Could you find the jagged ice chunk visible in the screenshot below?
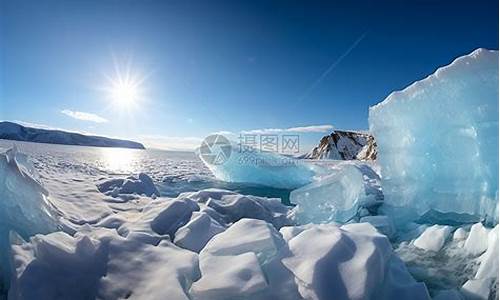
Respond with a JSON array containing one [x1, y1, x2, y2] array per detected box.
[[290, 163, 378, 224]]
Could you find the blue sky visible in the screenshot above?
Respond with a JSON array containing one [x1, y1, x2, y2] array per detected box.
[[1, 0, 498, 150]]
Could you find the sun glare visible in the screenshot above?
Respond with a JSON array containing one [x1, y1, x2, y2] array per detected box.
[[104, 57, 147, 110], [99, 148, 137, 173], [111, 79, 139, 105]]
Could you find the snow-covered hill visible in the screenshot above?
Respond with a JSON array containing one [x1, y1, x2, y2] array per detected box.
[[302, 130, 377, 160], [0, 121, 145, 149]]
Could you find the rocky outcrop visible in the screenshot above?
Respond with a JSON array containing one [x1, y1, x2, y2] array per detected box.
[[303, 130, 377, 160]]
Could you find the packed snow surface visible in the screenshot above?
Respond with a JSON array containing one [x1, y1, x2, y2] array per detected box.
[[370, 48, 499, 225]]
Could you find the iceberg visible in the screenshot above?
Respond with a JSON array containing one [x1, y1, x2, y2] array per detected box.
[[199, 141, 318, 189], [0, 148, 59, 283], [369, 48, 499, 225]]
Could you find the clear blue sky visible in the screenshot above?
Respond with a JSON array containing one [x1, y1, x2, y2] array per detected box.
[[1, 0, 498, 150]]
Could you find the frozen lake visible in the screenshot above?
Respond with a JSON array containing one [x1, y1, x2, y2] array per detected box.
[[0, 139, 295, 223]]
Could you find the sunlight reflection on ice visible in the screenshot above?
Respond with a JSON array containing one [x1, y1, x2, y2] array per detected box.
[[99, 148, 138, 174]]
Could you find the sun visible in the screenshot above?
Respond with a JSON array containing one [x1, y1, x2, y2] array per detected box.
[[103, 57, 147, 110], [110, 78, 139, 106]]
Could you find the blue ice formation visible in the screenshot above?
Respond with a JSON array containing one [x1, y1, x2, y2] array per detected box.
[[0, 148, 59, 283], [199, 142, 318, 189], [289, 163, 381, 224], [370, 49, 499, 225]]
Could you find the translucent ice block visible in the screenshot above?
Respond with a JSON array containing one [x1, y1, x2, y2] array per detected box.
[[369, 49, 499, 225]]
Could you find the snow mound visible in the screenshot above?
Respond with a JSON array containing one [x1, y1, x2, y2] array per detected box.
[[199, 218, 285, 266], [199, 143, 317, 189], [9, 229, 200, 300], [174, 212, 226, 253], [369, 48, 499, 225], [9, 231, 105, 299], [97, 173, 160, 199], [190, 252, 268, 300], [0, 148, 59, 283], [179, 189, 293, 228], [97, 188, 294, 251], [117, 197, 200, 239], [282, 223, 430, 300], [290, 163, 382, 224]]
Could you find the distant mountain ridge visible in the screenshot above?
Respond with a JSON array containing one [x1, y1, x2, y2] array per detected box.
[[0, 121, 145, 149], [302, 130, 377, 160]]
